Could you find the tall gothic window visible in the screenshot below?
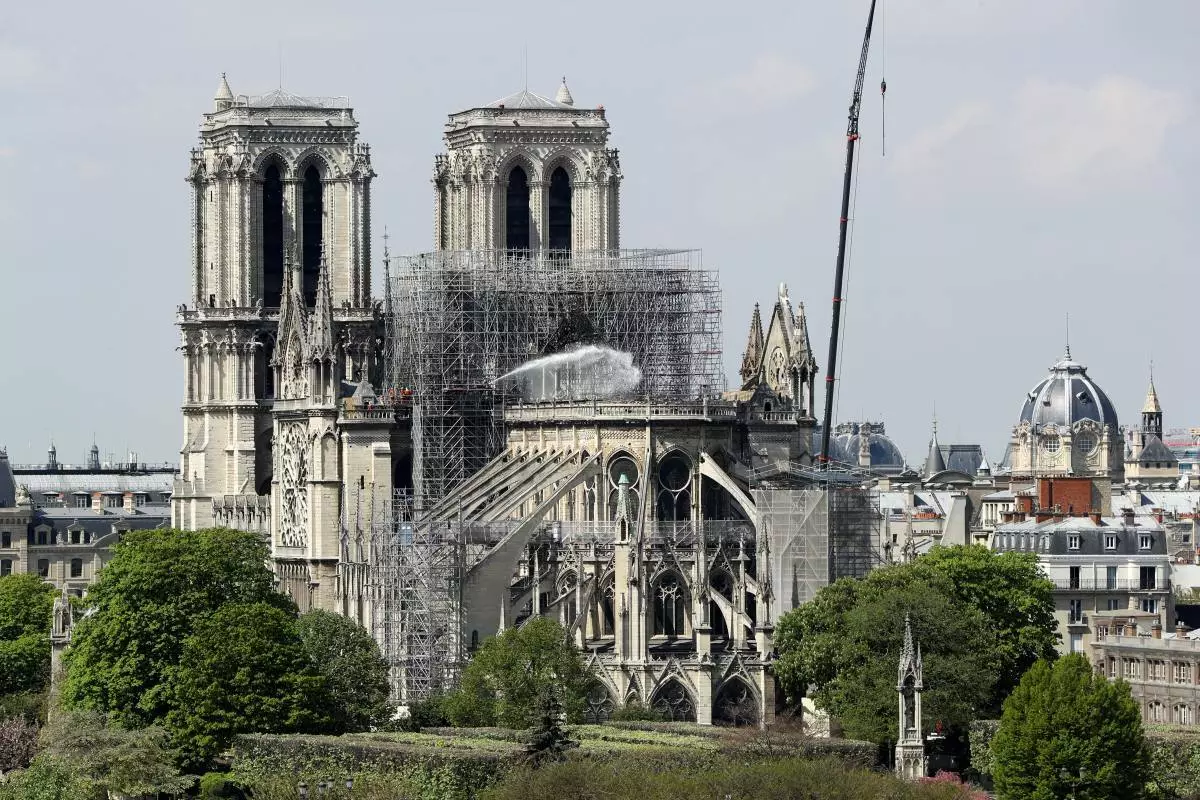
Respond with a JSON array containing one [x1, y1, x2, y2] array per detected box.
[[547, 166, 572, 252], [301, 165, 323, 306], [653, 574, 687, 638], [505, 166, 530, 253], [261, 164, 284, 307]]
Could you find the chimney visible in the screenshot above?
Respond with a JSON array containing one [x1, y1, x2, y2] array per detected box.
[[1123, 618, 1138, 637], [91, 492, 103, 513], [1152, 622, 1163, 640], [1089, 511, 1102, 525], [1153, 507, 1165, 524], [1178, 621, 1192, 636], [1122, 508, 1136, 527], [123, 492, 134, 513]]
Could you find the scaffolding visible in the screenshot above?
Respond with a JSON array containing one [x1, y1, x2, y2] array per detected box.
[[386, 249, 723, 508]]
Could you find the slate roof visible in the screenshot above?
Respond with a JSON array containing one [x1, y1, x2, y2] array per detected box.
[[1137, 435, 1178, 465], [1018, 350, 1119, 433], [14, 473, 174, 494], [488, 88, 574, 110]]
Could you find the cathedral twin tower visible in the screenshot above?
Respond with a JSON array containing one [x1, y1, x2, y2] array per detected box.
[[172, 75, 623, 610]]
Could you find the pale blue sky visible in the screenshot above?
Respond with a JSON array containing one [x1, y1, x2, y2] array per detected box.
[[0, 0, 1196, 466]]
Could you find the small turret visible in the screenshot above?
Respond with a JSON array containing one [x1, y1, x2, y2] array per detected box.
[[923, 416, 946, 477], [555, 76, 574, 106], [87, 442, 100, 470], [47, 442, 58, 470], [214, 73, 234, 112], [1142, 374, 1163, 442]]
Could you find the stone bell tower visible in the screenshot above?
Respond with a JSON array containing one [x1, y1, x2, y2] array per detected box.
[[433, 78, 622, 253], [173, 75, 377, 537]]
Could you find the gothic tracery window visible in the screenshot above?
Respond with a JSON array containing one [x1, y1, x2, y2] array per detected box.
[[651, 680, 696, 722], [505, 166, 530, 253], [653, 573, 687, 638], [301, 165, 323, 306], [547, 166, 572, 252], [261, 163, 284, 306]]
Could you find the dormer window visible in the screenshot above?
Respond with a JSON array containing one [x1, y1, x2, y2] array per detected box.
[[1140, 534, 1151, 551], [1068, 534, 1080, 551], [1104, 533, 1117, 550]]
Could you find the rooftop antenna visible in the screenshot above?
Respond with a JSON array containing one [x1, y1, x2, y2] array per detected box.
[[278, 42, 283, 89], [1064, 312, 1071, 360], [523, 45, 528, 91]]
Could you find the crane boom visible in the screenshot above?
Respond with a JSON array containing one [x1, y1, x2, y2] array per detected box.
[[819, 0, 878, 465]]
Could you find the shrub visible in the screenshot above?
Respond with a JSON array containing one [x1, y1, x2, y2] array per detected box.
[[199, 772, 248, 799], [608, 700, 664, 722], [0, 716, 39, 773]]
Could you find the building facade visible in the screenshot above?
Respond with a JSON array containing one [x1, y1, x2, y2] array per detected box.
[[1092, 631, 1200, 726], [992, 506, 1172, 660], [0, 447, 172, 595]]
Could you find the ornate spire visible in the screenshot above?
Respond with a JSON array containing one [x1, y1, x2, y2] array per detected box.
[[1143, 374, 1162, 415], [739, 303, 765, 388], [308, 247, 335, 362], [555, 76, 574, 106], [897, 613, 923, 689], [923, 413, 946, 477]]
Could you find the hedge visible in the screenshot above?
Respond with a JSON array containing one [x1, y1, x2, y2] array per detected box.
[[970, 719, 1200, 799]]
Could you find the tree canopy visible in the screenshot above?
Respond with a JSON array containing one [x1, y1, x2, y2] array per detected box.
[[61, 527, 291, 727], [991, 654, 1149, 800], [774, 566, 999, 743], [165, 602, 329, 767], [0, 574, 56, 698], [297, 608, 391, 733], [910, 546, 1058, 710], [445, 618, 592, 728]]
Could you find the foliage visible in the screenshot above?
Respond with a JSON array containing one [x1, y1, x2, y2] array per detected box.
[[0, 575, 55, 699], [608, 699, 665, 722], [0, 715, 39, 772], [0, 756, 100, 800], [445, 618, 592, 729], [0, 692, 47, 724], [297, 609, 391, 733], [199, 771, 249, 799], [912, 546, 1059, 712], [390, 694, 450, 732], [522, 690, 579, 766], [774, 566, 999, 742], [919, 771, 990, 800], [479, 755, 985, 800], [1145, 726, 1200, 800], [61, 527, 291, 728], [166, 602, 330, 768], [37, 708, 194, 796], [230, 733, 512, 800], [991, 654, 1149, 800], [967, 718, 1000, 778]]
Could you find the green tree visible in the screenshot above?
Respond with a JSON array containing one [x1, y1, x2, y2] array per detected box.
[[991, 654, 1149, 800], [61, 527, 291, 727], [297, 608, 391, 732], [0, 574, 56, 697], [446, 618, 592, 729], [37, 709, 193, 797], [774, 566, 999, 743], [0, 756, 99, 800], [912, 546, 1058, 711], [165, 602, 329, 767]]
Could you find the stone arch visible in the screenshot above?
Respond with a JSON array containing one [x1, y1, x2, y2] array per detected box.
[[596, 571, 616, 637], [650, 677, 697, 722], [539, 150, 585, 184], [318, 430, 338, 480], [252, 148, 293, 179], [650, 569, 690, 638], [293, 147, 336, 179], [501, 157, 532, 253], [656, 449, 693, 521], [583, 679, 618, 723], [713, 677, 760, 727]]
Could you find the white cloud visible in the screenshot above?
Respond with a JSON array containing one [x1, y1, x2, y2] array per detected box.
[[889, 76, 1189, 194], [884, 0, 1082, 36], [890, 101, 992, 175], [0, 45, 39, 86], [694, 54, 817, 113], [1013, 76, 1188, 188]]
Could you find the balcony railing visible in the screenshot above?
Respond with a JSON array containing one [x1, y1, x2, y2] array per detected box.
[[1051, 578, 1169, 592]]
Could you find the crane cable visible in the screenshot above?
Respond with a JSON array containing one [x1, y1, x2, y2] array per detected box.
[[881, 0, 888, 157]]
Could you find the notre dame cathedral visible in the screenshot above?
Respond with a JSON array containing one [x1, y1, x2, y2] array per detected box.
[[172, 75, 836, 726]]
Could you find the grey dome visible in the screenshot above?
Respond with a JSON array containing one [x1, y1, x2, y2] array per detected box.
[[1018, 350, 1119, 434], [819, 423, 905, 474]]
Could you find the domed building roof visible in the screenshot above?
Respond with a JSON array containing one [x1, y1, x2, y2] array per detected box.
[[819, 422, 906, 474], [1017, 348, 1118, 434]]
